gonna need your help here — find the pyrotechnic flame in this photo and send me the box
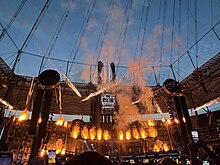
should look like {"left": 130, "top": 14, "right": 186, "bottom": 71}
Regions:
{"left": 131, "top": 97, "right": 143, "bottom": 105}
{"left": 64, "top": 77, "right": 81, "bottom": 97}
{"left": 126, "top": 130, "right": 131, "bottom": 140}
{"left": 64, "top": 121, "right": 68, "bottom": 127}
{"left": 163, "top": 143, "right": 169, "bottom": 151}
{"left": 18, "top": 109, "right": 28, "bottom": 121}
{"left": 118, "top": 130, "right": 124, "bottom": 140}
{"left": 97, "top": 128, "right": 102, "bottom": 140}
{"left": 89, "top": 127, "right": 96, "bottom": 140}
{"left": 103, "top": 130, "right": 110, "bottom": 140}
{"left": 61, "top": 149, "right": 66, "bottom": 155}
{"left": 140, "top": 128, "right": 147, "bottom": 139}
{"left": 82, "top": 73, "right": 131, "bottom": 102}
{"left": 148, "top": 119, "right": 154, "bottom": 126}
{"left": 132, "top": 128, "right": 139, "bottom": 139}
{"left": 56, "top": 116, "right": 64, "bottom": 126}
{"left": 71, "top": 125, "right": 80, "bottom": 139}
{"left": 148, "top": 127, "right": 158, "bottom": 138}
{"left": 81, "top": 127, "right": 89, "bottom": 139}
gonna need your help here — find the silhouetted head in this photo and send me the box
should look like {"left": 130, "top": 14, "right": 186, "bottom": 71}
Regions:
{"left": 29, "top": 156, "right": 46, "bottom": 165}
{"left": 64, "top": 151, "right": 113, "bottom": 165}
{"left": 160, "top": 157, "right": 177, "bottom": 165}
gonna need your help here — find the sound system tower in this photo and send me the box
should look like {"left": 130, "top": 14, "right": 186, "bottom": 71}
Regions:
{"left": 38, "top": 89, "right": 53, "bottom": 139}
{"left": 29, "top": 70, "right": 60, "bottom": 161}
{"left": 28, "top": 89, "right": 44, "bottom": 135}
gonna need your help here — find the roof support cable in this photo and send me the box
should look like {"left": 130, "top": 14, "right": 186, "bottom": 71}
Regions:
{"left": 38, "top": 8, "right": 69, "bottom": 75}
{"left": 171, "top": 20, "right": 220, "bottom": 65}
{"left": 12, "top": 0, "right": 52, "bottom": 72}
{"left": 170, "top": 64, "right": 176, "bottom": 81}
{"left": 177, "top": 0, "right": 182, "bottom": 82}
{"left": 0, "top": 22, "right": 19, "bottom": 50}
{"left": 211, "top": 0, "right": 214, "bottom": 26}
{"left": 187, "top": 51, "right": 196, "bottom": 70}
{"left": 169, "top": 0, "right": 176, "bottom": 65}
{"left": 186, "top": 0, "right": 190, "bottom": 50}
{"left": 212, "top": 28, "right": 220, "bottom": 42}
{"left": 116, "top": 0, "right": 133, "bottom": 74}
{"left": 158, "top": 0, "right": 167, "bottom": 85}
{"left": 138, "top": 0, "right": 151, "bottom": 65}
{"left": 91, "top": 0, "right": 114, "bottom": 82}
{"left": 113, "top": 0, "right": 130, "bottom": 63}
{"left": 152, "top": 67, "right": 159, "bottom": 85}
{"left": 194, "top": 0, "right": 198, "bottom": 68}
{"left": 133, "top": 0, "right": 146, "bottom": 60}
{"left": 68, "top": 0, "right": 97, "bottom": 76}
{"left": 0, "top": 0, "right": 28, "bottom": 41}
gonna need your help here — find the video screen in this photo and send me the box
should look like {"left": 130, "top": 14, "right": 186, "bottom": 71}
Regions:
{"left": 0, "top": 152, "right": 13, "bottom": 165}
{"left": 202, "top": 160, "right": 210, "bottom": 165}
{"left": 143, "top": 159, "right": 149, "bottom": 163}
{"left": 48, "top": 150, "right": 56, "bottom": 164}
{"left": 0, "top": 157, "right": 12, "bottom": 165}
{"left": 130, "top": 159, "right": 135, "bottom": 164}
{"left": 191, "top": 131, "right": 199, "bottom": 142}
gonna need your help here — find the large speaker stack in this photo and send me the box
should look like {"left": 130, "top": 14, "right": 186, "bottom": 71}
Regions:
{"left": 29, "top": 70, "right": 60, "bottom": 161}
{"left": 163, "top": 79, "right": 193, "bottom": 156}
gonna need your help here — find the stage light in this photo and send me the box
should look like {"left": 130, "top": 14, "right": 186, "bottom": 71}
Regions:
{"left": 167, "top": 119, "right": 171, "bottom": 125}
{"left": 18, "top": 110, "right": 28, "bottom": 122}
{"left": 56, "top": 116, "right": 64, "bottom": 126}
{"left": 38, "top": 117, "right": 42, "bottom": 124}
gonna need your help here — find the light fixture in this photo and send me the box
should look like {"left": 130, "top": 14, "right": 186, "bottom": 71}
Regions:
{"left": 18, "top": 109, "right": 28, "bottom": 122}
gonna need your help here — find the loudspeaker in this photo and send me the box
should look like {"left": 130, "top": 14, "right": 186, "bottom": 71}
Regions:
{"left": 173, "top": 96, "right": 193, "bottom": 134}
{"left": 98, "top": 61, "right": 103, "bottom": 84}
{"left": 173, "top": 96, "right": 187, "bottom": 137}
{"left": 110, "top": 62, "right": 116, "bottom": 81}
{"left": 38, "top": 89, "right": 53, "bottom": 139}
{"left": 38, "top": 69, "right": 60, "bottom": 86}
{"left": 28, "top": 89, "right": 44, "bottom": 135}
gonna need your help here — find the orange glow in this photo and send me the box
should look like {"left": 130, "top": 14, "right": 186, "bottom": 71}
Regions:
{"left": 64, "top": 121, "right": 68, "bottom": 127}
{"left": 167, "top": 119, "right": 171, "bottom": 125}
{"left": 71, "top": 125, "right": 80, "bottom": 139}
{"left": 154, "top": 139, "right": 169, "bottom": 152}
{"left": 38, "top": 117, "right": 42, "bottom": 124}
{"left": 183, "top": 117, "right": 186, "bottom": 123}
{"left": 148, "top": 119, "right": 154, "bottom": 126}
{"left": 125, "top": 130, "right": 131, "bottom": 140}
{"left": 18, "top": 110, "right": 28, "bottom": 121}
{"left": 103, "top": 130, "right": 110, "bottom": 140}
{"left": 153, "top": 145, "right": 160, "bottom": 152}
{"left": 174, "top": 118, "right": 179, "bottom": 124}
{"left": 118, "top": 130, "right": 124, "bottom": 140}
{"left": 61, "top": 149, "right": 66, "bottom": 155}
{"left": 89, "top": 127, "right": 96, "bottom": 140}
{"left": 163, "top": 143, "right": 169, "bottom": 151}
{"left": 162, "top": 118, "right": 166, "bottom": 122}
{"left": 40, "top": 149, "right": 45, "bottom": 157}
{"left": 56, "top": 149, "right": 61, "bottom": 154}
{"left": 81, "top": 127, "right": 89, "bottom": 139}
{"left": 56, "top": 116, "right": 64, "bottom": 126}
{"left": 148, "top": 127, "right": 158, "bottom": 137}
{"left": 140, "top": 128, "right": 147, "bottom": 139}
{"left": 97, "top": 128, "right": 102, "bottom": 140}
{"left": 132, "top": 128, "right": 139, "bottom": 139}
